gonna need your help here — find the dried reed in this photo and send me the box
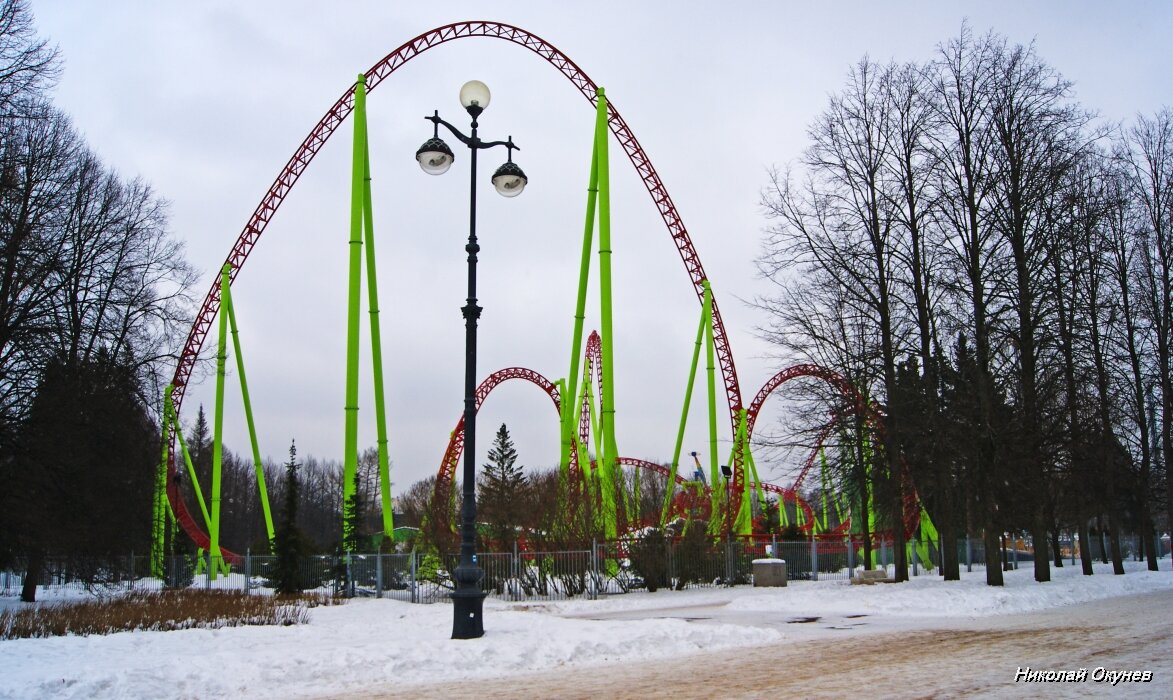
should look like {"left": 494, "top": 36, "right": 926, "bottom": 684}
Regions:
{"left": 0, "top": 590, "right": 342, "bottom": 639}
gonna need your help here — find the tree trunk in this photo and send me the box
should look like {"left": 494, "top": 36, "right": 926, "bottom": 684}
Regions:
{"left": 983, "top": 523, "right": 1003, "bottom": 586}
{"left": 892, "top": 483, "right": 908, "bottom": 582}
{"left": 1144, "top": 519, "right": 1159, "bottom": 571}
{"left": 1097, "top": 517, "right": 1110, "bottom": 564}
{"left": 1031, "top": 519, "right": 1050, "bottom": 582}
{"left": 1050, "top": 530, "right": 1063, "bottom": 568}
{"left": 938, "top": 498, "right": 960, "bottom": 581}
{"left": 858, "top": 441, "right": 872, "bottom": 570}
{"left": 1078, "top": 520, "right": 1094, "bottom": 575}
{"left": 1107, "top": 512, "right": 1126, "bottom": 575}
{"left": 20, "top": 549, "right": 43, "bottom": 603}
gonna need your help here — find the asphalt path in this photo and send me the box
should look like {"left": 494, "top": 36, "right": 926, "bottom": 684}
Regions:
{"left": 368, "top": 588, "right": 1172, "bottom": 699}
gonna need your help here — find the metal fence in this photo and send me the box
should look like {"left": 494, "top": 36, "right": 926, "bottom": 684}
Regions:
{"left": 4, "top": 533, "right": 1170, "bottom": 601}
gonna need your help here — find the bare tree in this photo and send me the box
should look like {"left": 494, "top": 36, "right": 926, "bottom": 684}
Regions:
{"left": 1122, "top": 109, "right": 1173, "bottom": 559}
{"left": 0, "top": 0, "right": 59, "bottom": 118}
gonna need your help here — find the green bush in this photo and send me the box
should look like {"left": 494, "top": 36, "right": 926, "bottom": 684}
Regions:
{"left": 627, "top": 529, "right": 670, "bottom": 592}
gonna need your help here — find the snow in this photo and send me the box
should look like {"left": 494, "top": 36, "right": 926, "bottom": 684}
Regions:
{"left": 1, "top": 560, "right": 1170, "bottom": 699}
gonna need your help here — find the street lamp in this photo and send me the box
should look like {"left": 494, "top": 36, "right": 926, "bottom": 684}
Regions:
{"left": 720, "top": 465, "right": 733, "bottom": 585}
{"left": 416, "top": 79, "right": 527, "bottom": 639}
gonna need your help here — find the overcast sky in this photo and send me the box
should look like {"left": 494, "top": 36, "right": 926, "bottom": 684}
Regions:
{"left": 31, "top": 1, "right": 1173, "bottom": 494}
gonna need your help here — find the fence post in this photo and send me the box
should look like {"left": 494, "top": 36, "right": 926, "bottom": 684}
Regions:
{"left": 512, "top": 541, "right": 519, "bottom": 602}
{"left": 1012, "top": 540, "right": 1018, "bottom": 570}
{"left": 245, "top": 549, "right": 251, "bottom": 595}
{"left": 912, "top": 539, "right": 919, "bottom": 577}
{"left": 811, "top": 535, "right": 818, "bottom": 582}
{"left": 846, "top": 535, "right": 854, "bottom": 574}
{"left": 590, "top": 539, "right": 599, "bottom": 600}
{"left": 410, "top": 548, "right": 418, "bottom": 604}
{"left": 205, "top": 551, "right": 212, "bottom": 590}
{"left": 880, "top": 539, "right": 888, "bottom": 574}
{"left": 346, "top": 552, "right": 355, "bottom": 598}
{"left": 375, "top": 548, "right": 383, "bottom": 599}
{"left": 965, "top": 535, "right": 972, "bottom": 573}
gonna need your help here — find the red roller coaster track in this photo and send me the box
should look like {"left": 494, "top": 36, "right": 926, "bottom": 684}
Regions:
{"left": 745, "top": 363, "right": 868, "bottom": 490}
{"left": 432, "top": 366, "right": 562, "bottom": 520}
{"left": 165, "top": 22, "right": 748, "bottom": 555}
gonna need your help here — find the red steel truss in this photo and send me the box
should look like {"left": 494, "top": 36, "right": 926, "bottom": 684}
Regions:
{"left": 430, "top": 367, "right": 562, "bottom": 526}
{"left": 166, "top": 22, "right": 745, "bottom": 549}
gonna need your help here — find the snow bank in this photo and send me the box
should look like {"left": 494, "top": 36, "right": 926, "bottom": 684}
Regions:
{"left": 0, "top": 559, "right": 1168, "bottom": 699}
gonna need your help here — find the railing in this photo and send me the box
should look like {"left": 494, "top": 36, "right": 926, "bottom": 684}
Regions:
{"left": 3, "top": 533, "right": 1169, "bottom": 601}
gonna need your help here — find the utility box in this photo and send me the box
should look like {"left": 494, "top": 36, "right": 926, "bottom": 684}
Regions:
{"left": 752, "top": 558, "right": 787, "bottom": 587}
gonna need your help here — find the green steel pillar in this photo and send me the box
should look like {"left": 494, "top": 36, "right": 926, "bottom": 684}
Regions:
{"left": 745, "top": 443, "right": 767, "bottom": 514}
{"left": 562, "top": 120, "right": 600, "bottom": 483}
{"left": 573, "top": 361, "right": 597, "bottom": 497}
{"left": 555, "top": 377, "right": 570, "bottom": 481}
{"left": 342, "top": 74, "right": 367, "bottom": 549}
{"left": 661, "top": 298, "right": 708, "bottom": 526}
{"left": 209, "top": 263, "right": 230, "bottom": 578}
{"left": 733, "top": 409, "right": 754, "bottom": 535}
{"left": 222, "top": 283, "right": 275, "bottom": 547}
{"left": 594, "top": 87, "right": 621, "bottom": 542}
{"left": 702, "top": 281, "right": 719, "bottom": 517}
{"left": 362, "top": 142, "right": 394, "bottom": 540}
{"left": 151, "top": 385, "right": 174, "bottom": 578}
{"left": 173, "top": 407, "right": 213, "bottom": 533}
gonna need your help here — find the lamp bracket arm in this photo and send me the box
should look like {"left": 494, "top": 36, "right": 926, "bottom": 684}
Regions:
{"left": 426, "top": 113, "right": 473, "bottom": 147}
{"left": 478, "top": 138, "right": 520, "bottom": 151}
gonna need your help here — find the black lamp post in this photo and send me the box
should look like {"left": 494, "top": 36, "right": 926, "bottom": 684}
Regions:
{"left": 720, "top": 465, "right": 733, "bottom": 585}
{"left": 416, "top": 80, "right": 527, "bottom": 639}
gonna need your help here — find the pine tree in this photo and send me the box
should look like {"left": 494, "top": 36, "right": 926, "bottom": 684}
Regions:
{"left": 273, "top": 440, "right": 306, "bottom": 594}
{"left": 189, "top": 404, "right": 212, "bottom": 487}
{"left": 478, "top": 423, "right": 528, "bottom": 549}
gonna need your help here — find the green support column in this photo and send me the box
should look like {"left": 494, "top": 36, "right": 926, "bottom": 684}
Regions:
{"left": 555, "top": 377, "right": 569, "bottom": 482}
{"left": 562, "top": 120, "right": 600, "bottom": 483}
{"left": 209, "top": 264, "right": 231, "bottom": 578}
{"left": 594, "top": 88, "right": 620, "bottom": 542}
{"left": 733, "top": 409, "right": 754, "bottom": 535}
{"left": 573, "top": 363, "right": 596, "bottom": 497}
{"left": 222, "top": 281, "right": 275, "bottom": 547}
{"left": 173, "top": 407, "right": 213, "bottom": 533}
{"left": 661, "top": 298, "right": 708, "bottom": 526}
{"left": 586, "top": 368, "right": 603, "bottom": 478}
{"left": 151, "top": 385, "right": 174, "bottom": 578}
{"left": 362, "top": 141, "right": 394, "bottom": 540}
{"left": 745, "top": 446, "right": 767, "bottom": 515}
{"left": 342, "top": 74, "right": 367, "bottom": 549}
{"left": 702, "top": 281, "right": 719, "bottom": 520}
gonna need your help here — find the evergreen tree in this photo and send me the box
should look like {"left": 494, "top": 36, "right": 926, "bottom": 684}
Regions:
{"left": 188, "top": 405, "right": 212, "bottom": 486}
{"left": 342, "top": 492, "right": 364, "bottom": 553}
{"left": 272, "top": 440, "right": 306, "bottom": 594}
{"left": 478, "top": 423, "right": 528, "bottom": 549}
{"left": 11, "top": 351, "right": 157, "bottom": 601}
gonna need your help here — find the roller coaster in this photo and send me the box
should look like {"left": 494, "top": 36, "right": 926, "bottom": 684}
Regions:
{"left": 149, "top": 22, "right": 921, "bottom": 575}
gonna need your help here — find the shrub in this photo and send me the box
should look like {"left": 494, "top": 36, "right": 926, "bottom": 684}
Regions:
{"left": 627, "top": 528, "right": 670, "bottom": 592}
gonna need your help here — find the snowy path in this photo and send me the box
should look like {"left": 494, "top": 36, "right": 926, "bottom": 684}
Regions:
{"left": 2, "top": 561, "right": 1170, "bottom": 699}
{"left": 387, "top": 588, "right": 1173, "bottom": 699}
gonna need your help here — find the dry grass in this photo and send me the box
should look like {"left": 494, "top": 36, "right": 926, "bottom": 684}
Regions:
{"left": 0, "top": 590, "right": 344, "bottom": 640}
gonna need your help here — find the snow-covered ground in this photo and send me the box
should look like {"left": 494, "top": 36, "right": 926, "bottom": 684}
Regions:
{"left": 1, "top": 560, "right": 1170, "bottom": 699}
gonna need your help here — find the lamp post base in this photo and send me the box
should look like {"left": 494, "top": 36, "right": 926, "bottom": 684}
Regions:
{"left": 451, "top": 586, "right": 487, "bottom": 639}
